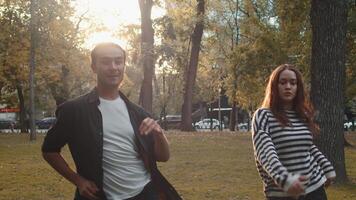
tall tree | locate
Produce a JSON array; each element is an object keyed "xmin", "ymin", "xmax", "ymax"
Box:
[
  {"xmin": 310, "ymin": 0, "xmax": 348, "ymax": 183},
  {"xmin": 29, "ymin": 0, "xmax": 38, "ymax": 140},
  {"xmin": 138, "ymin": 0, "xmax": 155, "ymax": 113},
  {"xmin": 152, "ymin": 2, "xmax": 196, "ymax": 116},
  {"xmin": 1, "ymin": 0, "xmax": 93, "ymax": 128},
  {"xmin": 0, "ymin": 0, "xmax": 30, "ymax": 133},
  {"xmin": 35, "ymin": 0, "xmax": 91, "ymax": 106},
  {"xmin": 209, "ymin": 0, "xmax": 240, "ymax": 131},
  {"xmin": 345, "ymin": 1, "xmax": 356, "ymax": 125},
  {"xmin": 230, "ymin": 0, "xmax": 312, "ymax": 125},
  {"xmin": 181, "ymin": 0, "xmax": 205, "ymax": 131},
  {"xmin": 231, "ymin": 0, "xmax": 286, "ymax": 117}
]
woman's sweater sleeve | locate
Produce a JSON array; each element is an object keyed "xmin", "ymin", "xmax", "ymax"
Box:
[
  {"xmin": 310, "ymin": 144, "xmax": 336, "ymax": 179},
  {"xmin": 252, "ymin": 109, "xmax": 299, "ymax": 192}
]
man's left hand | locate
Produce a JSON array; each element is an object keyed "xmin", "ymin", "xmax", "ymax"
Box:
[
  {"xmin": 139, "ymin": 117, "xmax": 163, "ymax": 136},
  {"xmin": 139, "ymin": 117, "xmax": 170, "ymax": 161}
]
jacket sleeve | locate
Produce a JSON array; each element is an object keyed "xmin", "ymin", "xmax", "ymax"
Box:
[
  {"xmin": 252, "ymin": 109, "xmax": 299, "ymax": 192},
  {"xmin": 130, "ymin": 104, "xmax": 155, "ymax": 153},
  {"xmin": 310, "ymin": 144, "xmax": 336, "ymax": 179},
  {"xmin": 136, "ymin": 105, "xmax": 153, "ymax": 122},
  {"xmin": 41, "ymin": 103, "xmax": 73, "ymax": 153}
]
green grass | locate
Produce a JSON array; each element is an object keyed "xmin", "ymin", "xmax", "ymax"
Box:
[{"xmin": 0, "ymin": 132, "xmax": 355, "ymax": 200}]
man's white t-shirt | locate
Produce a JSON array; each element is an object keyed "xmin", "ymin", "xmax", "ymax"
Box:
[{"xmin": 98, "ymin": 96, "xmax": 151, "ymax": 200}]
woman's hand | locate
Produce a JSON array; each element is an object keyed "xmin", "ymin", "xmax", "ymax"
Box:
[
  {"xmin": 287, "ymin": 176, "xmax": 307, "ymax": 197},
  {"xmin": 324, "ymin": 177, "xmax": 335, "ymax": 188}
]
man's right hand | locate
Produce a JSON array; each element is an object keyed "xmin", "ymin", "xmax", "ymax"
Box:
[
  {"xmin": 76, "ymin": 176, "xmax": 100, "ymax": 200},
  {"xmin": 42, "ymin": 152, "xmax": 101, "ymax": 200},
  {"xmin": 287, "ymin": 176, "xmax": 307, "ymax": 197}
]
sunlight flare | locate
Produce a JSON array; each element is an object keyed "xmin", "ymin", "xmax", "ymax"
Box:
[{"xmin": 73, "ymin": 0, "xmax": 165, "ymax": 49}]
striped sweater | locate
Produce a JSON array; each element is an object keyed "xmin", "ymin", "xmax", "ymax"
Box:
[{"xmin": 252, "ymin": 108, "xmax": 336, "ymax": 197}]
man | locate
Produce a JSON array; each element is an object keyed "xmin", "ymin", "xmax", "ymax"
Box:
[{"xmin": 42, "ymin": 42, "xmax": 181, "ymax": 200}]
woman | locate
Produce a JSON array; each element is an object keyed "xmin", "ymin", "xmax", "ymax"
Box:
[{"xmin": 251, "ymin": 64, "xmax": 336, "ymax": 200}]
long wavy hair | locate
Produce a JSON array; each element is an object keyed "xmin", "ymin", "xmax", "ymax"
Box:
[{"xmin": 261, "ymin": 64, "xmax": 319, "ymax": 136}]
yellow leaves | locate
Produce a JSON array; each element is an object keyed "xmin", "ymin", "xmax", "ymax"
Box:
[
  {"xmin": 165, "ymin": 0, "xmax": 195, "ymax": 35},
  {"xmin": 0, "ymin": 0, "xmax": 95, "ymax": 109}
]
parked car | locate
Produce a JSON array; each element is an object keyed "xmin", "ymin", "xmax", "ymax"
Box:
[
  {"xmin": 0, "ymin": 119, "xmax": 17, "ymax": 130},
  {"xmin": 237, "ymin": 123, "xmax": 249, "ymax": 132},
  {"xmin": 344, "ymin": 121, "xmax": 355, "ymax": 131},
  {"xmin": 159, "ymin": 115, "xmax": 182, "ymax": 129},
  {"xmin": 36, "ymin": 117, "xmax": 56, "ymax": 129},
  {"xmin": 194, "ymin": 118, "xmax": 224, "ymax": 130}
]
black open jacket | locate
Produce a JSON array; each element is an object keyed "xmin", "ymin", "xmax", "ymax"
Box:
[{"xmin": 42, "ymin": 89, "xmax": 181, "ymax": 200}]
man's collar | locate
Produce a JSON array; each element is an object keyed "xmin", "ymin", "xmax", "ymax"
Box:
[
  {"xmin": 88, "ymin": 88, "xmax": 99, "ymax": 104},
  {"xmin": 87, "ymin": 87, "xmax": 130, "ymax": 105}
]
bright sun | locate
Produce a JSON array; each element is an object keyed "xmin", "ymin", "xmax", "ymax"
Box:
[{"xmin": 73, "ymin": 0, "xmax": 164, "ymax": 50}]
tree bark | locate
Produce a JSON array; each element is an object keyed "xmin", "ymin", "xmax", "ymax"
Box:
[
  {"xmin": 29, "ymin": 0, "xmax": 38, "ymax": 141},
  {"xmin": 228, "ymin": 1, "xmax": 239, "ymax": 131},
  {"xmin": 181, "ymin": 0, "xmax": 205, "ymax": 131},
  {"xmin": 310, "ymin": 0, "xmax": 348, "ymax": 183},
  {"xmin": 16, "ymin": 84, "xmax": 28, "ymax": 133},
  {"xmin": 48, "ymin": 65, "xmax": 70, "ymax": 106},
  {"xmin": 138, "ymin": 0, "xmax": 154, "ymax": 113},
  {"xmin": 229, "ymin": 101, "xmax": 237, "ymax": 131}
]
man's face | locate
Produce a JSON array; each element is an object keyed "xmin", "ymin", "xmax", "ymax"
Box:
[{"xmin": 91, "ymin": 46, "xmax": 125, "ymax": 89}]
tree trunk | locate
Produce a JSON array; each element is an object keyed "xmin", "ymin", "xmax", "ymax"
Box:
[
  {"xmin": 161, "ymin": 71, "xmax": 167, "ymax": 130},
  {"xmin": 16, "ymin": 84, "xmax": 28, "ymax": 133},
  {"xmin": 229, "ymin": 1, "xmax": 239, "ymax": 132},
  {"xmin": 229, "ymin": 101, "xmax": 237, "ymax": 131},
  {"xmin": 49, "ymin": 65, "xmax": 70, "ymax": 106},
  {"xmin": 310, "ymin": 0, "xmax": 348, "ymax": 183},
  {"xmin": 181, "ymin": 0, "xmax": 205, "ymax": 131},
  {"xmin": 29, "ymin": 0, "xmax": 38, "ymax": 141},
  {"xmin": 138, "ymin": 0, "xmax": 154, "ymax": 113}
]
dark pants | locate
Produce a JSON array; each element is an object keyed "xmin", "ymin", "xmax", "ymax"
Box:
[
  {"xmin": 267, "ymin": 186, "xmax": 327, "ymax": 200},
  {"xmin": 125, "ymin": 182, "xmax": 159, "ymax": 200}
]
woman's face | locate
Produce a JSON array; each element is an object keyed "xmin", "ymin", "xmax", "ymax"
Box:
[{"xmin": 278, "ymin": 69, "xmax": 297, "ymax": 108}]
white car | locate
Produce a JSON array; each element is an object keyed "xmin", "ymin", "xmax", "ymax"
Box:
[
  {"xmin": 194, "ymin": 118, "xmax": 224, "ymax": 130},
  {"xmin": 344, "ymin": 121, "xmax": 355, "ymax": 131},
  {"xmin": 238, "ymin": 123, "xmax": 249, "ymax": 132}
]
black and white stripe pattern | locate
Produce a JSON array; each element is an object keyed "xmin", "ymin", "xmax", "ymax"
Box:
[{"xmin": 252, "ymin": 108, "xmax": 336, "ymax": 197}]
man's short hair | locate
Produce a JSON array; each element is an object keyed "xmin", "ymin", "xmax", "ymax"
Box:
[{"xmin": 90, "ymin": 42, "xmax": 126, "ymax": 66}]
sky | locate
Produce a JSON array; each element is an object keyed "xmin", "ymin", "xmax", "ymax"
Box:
[{"xmin": 72, "ymin": 0, "xmax": 165, "ymax": 49}]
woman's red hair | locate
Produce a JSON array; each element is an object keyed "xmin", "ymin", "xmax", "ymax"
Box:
[{"xmin": 261, "ymin": 64, "xmax": 319, "ymax": 137}]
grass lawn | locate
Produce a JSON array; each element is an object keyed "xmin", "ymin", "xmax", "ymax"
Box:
[{"xmin": 0, "ymin": 131, "xmax": 355, "ymax": 200}]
